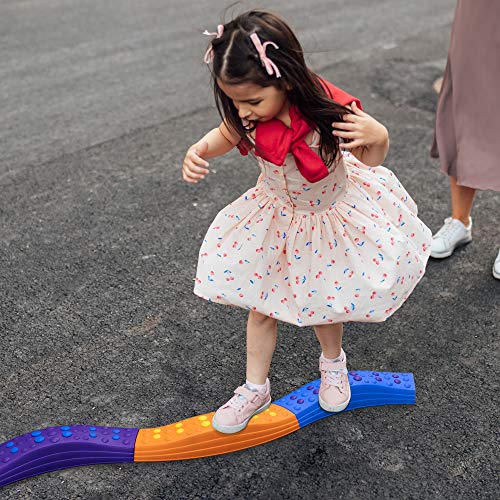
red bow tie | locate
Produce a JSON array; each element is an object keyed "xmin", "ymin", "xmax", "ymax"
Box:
[
  {"xmin": 254, "ymin": 105, "xmax": 327, "ymax": 182},
  {"xmin": 237, "ymin": 78, "xmax": 361, "ymax": 183}
]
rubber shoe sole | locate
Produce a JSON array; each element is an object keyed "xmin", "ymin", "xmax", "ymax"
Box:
[
  {"xmin": 318, "ymin": 384, "xmax": 351, "ymax": 413},
  {"xmin": 493, "ymin": 266, "xmax": 500, "ymax": 280},
  {"xmin": 211, "ymin": 398, "xmax": 272, "ymax": 434},
  {"xmin": 430, "ymin": 235, "xmax": 472, "ymax": 259}
]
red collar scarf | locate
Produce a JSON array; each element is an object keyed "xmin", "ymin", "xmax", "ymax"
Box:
[{"xmin": 236, "ymin": 78, "xmax": 362, "ymax": 183}]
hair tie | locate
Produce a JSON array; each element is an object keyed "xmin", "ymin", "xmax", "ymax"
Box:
[
  {"xmin": 250, "ymin": 33, "xmax": 281, "ymax": 78},
  {"xmin": 203, "ymin": 24, "xmax": 224, "ymax": 63}
]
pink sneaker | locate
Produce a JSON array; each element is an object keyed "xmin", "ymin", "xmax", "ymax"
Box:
[
  {"xmin": 212, "ymin": 380, "xmax": 272, "ymax": 434},
  {"xmin": 318, "ymin": 350, "xmax": 351, "ymax": 412}
]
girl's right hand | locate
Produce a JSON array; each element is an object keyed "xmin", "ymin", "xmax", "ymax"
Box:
[{"xmin": 182, "ymin": 141, "xmax": 210, "ymax": 183}]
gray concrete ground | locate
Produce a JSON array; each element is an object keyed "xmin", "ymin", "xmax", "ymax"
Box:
[{"xmin": 1, "ymin": 0, "xmax": 499, "ymax": 498}]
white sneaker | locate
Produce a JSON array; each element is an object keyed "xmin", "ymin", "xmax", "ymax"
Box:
[
  {"xmin": 430, "ymin": 217, "xmax": 472, "ymax": 259},
  {"xmin": 493, "ymin": 250, "xmax": 500, "ymax": 280}
]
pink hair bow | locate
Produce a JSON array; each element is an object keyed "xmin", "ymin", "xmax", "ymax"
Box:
[
  {"xmin": 250, "ymin": 33, "xmax": 281, "ymax": 78},
  {"xmin": 203, "ymin": 24, "xmax": 224, "ymax": 63}
]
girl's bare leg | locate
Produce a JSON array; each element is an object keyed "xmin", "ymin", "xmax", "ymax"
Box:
[
  {"xmin": 450, "ymin": 175, "xmax": 475, "ymax": 225},
  {"xmin": 313, "ymin": 323, "xmax": 343, "ymax": 358},
  {"xmin": 246, "ymin": 310, "xmax": 278, "ymax": 385}
]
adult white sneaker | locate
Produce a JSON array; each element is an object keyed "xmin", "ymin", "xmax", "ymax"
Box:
[
  {"xmin": 493, "ymin": 250, "xmax": 500, "ymax": 280},
  {"xmin": 430, "ymin": 217, "xmax": 472, "ymax": 259}
]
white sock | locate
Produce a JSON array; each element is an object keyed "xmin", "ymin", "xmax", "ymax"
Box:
[
  {"xmin": 245, "ymin": 379, "xmax": 269, "ymax": 393},
  {"xmin": 321, "ymin": 351, "xmax": 344, "ymax": 363}
]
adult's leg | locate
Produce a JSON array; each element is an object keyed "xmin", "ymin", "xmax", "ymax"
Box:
[{"xmin": 450, "ymin": 175, "xmax": 476, "ymax": 225}]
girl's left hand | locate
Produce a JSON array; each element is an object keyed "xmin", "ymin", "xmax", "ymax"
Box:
[{"xmin": 332, "ymin": 101, "xmax": 388, "ymax": 150}]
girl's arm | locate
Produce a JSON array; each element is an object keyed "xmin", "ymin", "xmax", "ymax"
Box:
[
  {"xmin": 332, "ymin": 102, "xmax": 389, "ymax": 167},
  {"xmin": 193, "ymin": 121, "xmax": 241, "ymax": 159},
  {"xmin": 182, "ymin": 121, "xmax": 241, "ymax": 183}
]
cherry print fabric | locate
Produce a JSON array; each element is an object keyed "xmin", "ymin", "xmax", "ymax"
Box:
[{"xmin": 194, "ymin": 137, "xmax": 432, "ymax": 327}]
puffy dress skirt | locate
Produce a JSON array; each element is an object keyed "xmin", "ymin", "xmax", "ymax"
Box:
[{"xmin": 194, "ymin": 138, "xmax": 432, "ymax": 327}]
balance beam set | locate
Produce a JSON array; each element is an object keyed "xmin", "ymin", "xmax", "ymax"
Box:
[{"xmin": 0, "ymin": 370, "xmax": 415, "ymax": 488}]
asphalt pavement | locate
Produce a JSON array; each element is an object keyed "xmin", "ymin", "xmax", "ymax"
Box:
[{"xmin": 0, "ymin": 1, "xmax": 498, "ymax": 499}]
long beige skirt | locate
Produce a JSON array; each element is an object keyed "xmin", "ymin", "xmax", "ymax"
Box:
[{"xmin": 431, "ymin": 0, "xmax": 500, "ymax": 192}]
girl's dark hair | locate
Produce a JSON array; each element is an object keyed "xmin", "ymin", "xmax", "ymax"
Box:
[{"xmin": 206, "ymin": 9, "xmax": 352, "ymax": 167}]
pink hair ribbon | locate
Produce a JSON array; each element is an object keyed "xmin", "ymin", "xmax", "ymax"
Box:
[
  {"xmin": 203, "ymin": 24, "xmax": 224, "ymax": 63},
  {"xmin": 249, "ymin": 33, "xmax": 281, "ymax": 78}
]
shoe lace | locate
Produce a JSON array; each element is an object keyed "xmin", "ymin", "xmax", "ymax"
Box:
[
  {"xmin": 433, "ymin": 217, "xmax": 462, "ymax": 244},
  {"xmin": 324, "ymin": 368, "xmax": 348, "ymax": 387}
]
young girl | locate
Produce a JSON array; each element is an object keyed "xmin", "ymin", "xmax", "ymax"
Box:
[{"xmin": 182, "ymin": 10, "xmax": 432, "ymax": 434}]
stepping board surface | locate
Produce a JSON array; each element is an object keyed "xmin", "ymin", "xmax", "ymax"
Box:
[
  {"xmin": 0, "ymin": 370, "xmax": 415, "ymax": 488},
  {"xmin": 0, "ymin": 425, "xmax": 138, "ymax": 488},
  {"xmin": 275, "ymin": 371, "xmax": 415, "ymax": 427}
]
